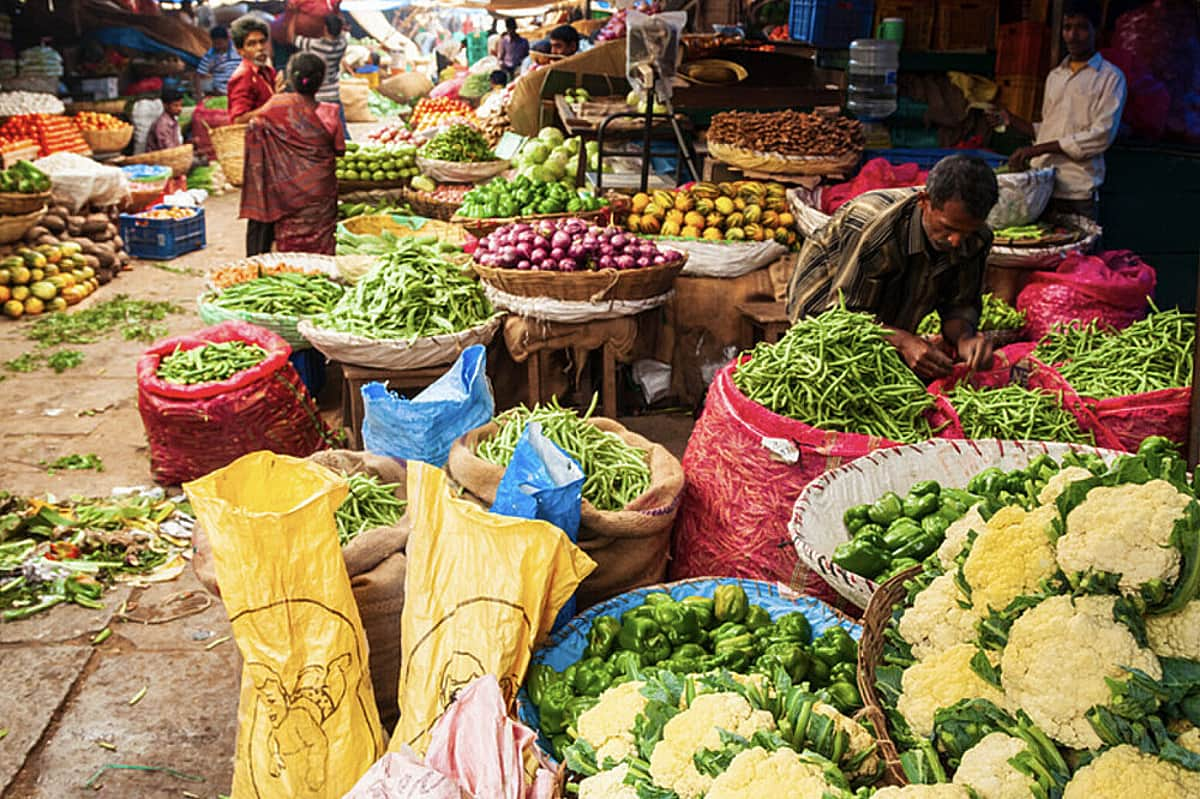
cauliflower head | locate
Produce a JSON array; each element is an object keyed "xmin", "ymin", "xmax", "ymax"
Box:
[
  {"xmin": 704, "ymin": 747, "xmax": 839, "ymax": 799},
  {"xmin": 1037, "ymin": 466, "xmax": 1095, "ymax": 506},
  {"xmin": 1057, "ymin": 479, "xmax": 1193, "ymax": 592},
  {"xmin": 962, "ymin": 505, "xmax": 1058, "ymax": 614},
  {"xmin": 897, "ymin": 643, "xmax": 1005, "ymax": 737},
  {"xmin": 647, "ymin": 692, "xmax": 775, "ymax": 799},
  {"xmin": 578, "ymin": 762, "xmax": 639, "ymax": 799},
  {"xmin": 1146, "ymin": 599, "xmax": 1200, "ymax": 660},
  {"xmin": 576, "ymin": 680, "xmax": 648, "ymax": 765},
  {"xmin": 1062, "ymin": 744, "xmax": 1200, "ymax": 799},
  {"xmin": 811, "ymin": 700, "xmax": 880, "ymax": 780},
  {"xmin": 1000, "ymin": 594, "xmax": 1161, "ymax": 750},
  {"xmin": 899, "ymin": 572, "xmax": 978, "ymax": 660},
  {"xmin": 951, "ymin": 732, "xmax": 1036, "ymax": 799},
  {"xmin": 938, "ymin": 505, "xmax": 986, "ymax": 568},
  {"xmin": 1178, "ymin": 725, "xmax": 1200, "ymax": 754},
  {"xmin": 871, "ymin": 786, "xmax": 973, "ymax": 799}
]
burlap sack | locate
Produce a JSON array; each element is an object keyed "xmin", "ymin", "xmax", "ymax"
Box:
[
  {"xmin": 379, "ymin": 72, "xmax": 434, "ymax": 104},
  {"xmin": 341, "ymin": 76, "xmax": 376, "ymax": 123},
  {"xmin": 446, "ymin": 417, "xmax": 683, "ymax": 607},
  {"xmin": 191, "ymin": 449, "xmax": 408, "ymax": 722}
]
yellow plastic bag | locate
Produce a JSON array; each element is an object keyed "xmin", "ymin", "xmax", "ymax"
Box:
[
  {"xmin": 393, "ymin": 462, "xmax": 596, "ymax": 753},
  {"xmin": 185, "ymin": 452, "xmax": 385, "ymax": 799}
]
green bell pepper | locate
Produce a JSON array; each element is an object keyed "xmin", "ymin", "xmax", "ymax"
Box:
[
  {"xmin": 902, "ymin": 492, "xmax": 940, "ymax": 519},
  {"xmin": 565, "ymin": 695, "xmax": 599, "ymax": 728},
  {"xmin": 570, "ymin": 656, "xmax": 614, "ymax": 697},
  {"xmin": 652, "ymin": 601, "xmax": 703, "ymax": 646},
  {"xmin": 643, "ymin": 592, "xmax": 674, "ymax": 606},
  {"xmin": 832, "ymin": 534, "xmax": 890, "ymax": 578},
  {"xmin": 610, "ymin": 649, "xmax": 644, "ymax": 676},
  {"xmin": 661, "ymin": 642, "xmax": 710, "ymax": 673},
  {"xmin": 681, "ymin": 596, "xmax": 715, "ymax": 630},
  {"xmin": 714, "ymin": 584, "xmax": 749, "ymax": 624},
  {"xmin": 843, "ymin": 504, "xmax": 872, "ymax": 534},
  {"xmin": 882, "ymin": 518, "xmax": 924, "ymax": 551},
  {"xmin": 878, "ymin": 557, "xmax": 920, "ymax": 583},
  {"xmin": 830, "ymin": 661, "xmax": 856, "ymax": 684},
  {"xmin": 621, "ymin": 605, "xmax": 656, "ymax": 625},
  {"xmin": 583, "ymin": 615, "xmax": 621, "ymax": 660},
  {"xmin": 811, "ymin": 627, "xmax": 857, "ymax": 671},
  {"xmin": 710, "ymin": 621, "xmax": 750, "ymax": 644},
  {"xmin": 893, "ymin": 530, "xmax": 941, "ymax": 561},
  {"xmin": 744, "ymin": 604, "xmax": 771, "ymax": 632},
  {"xmin": 825, "ymin": 679, "xmax": 862, "ymax": 714},
  {"xmin": 921, "ymin": 514, "xmax": 950, "ymax": 539},
  {"xmin": 754, "ymin": 641, "xmax": 810, "ymax": 683},
  {"xmin": 617, "ymin": 616, "xmax": 671, "ymax": 664},
  {"xmin": 712, "ymin": 648, "xmax": 753, "ymax": 671},
  {"xmin": 770, "ymin": 612, "xmax": 813, "ymax": 645},
  {"xmin": 968, "ymin": 467, "xmax": 1005, "ymax": 497},
  {"xmin": 852, "ymin": 523, "xmax": 886, "ymax": 542},
  {"xmin": 909, "ymin": 479, "xmax": 941, "ymax": 497},
  {"xmin": 868, "ymin": 492, "xmax": 904, "ymax": 526},
  {"xmin": 526, "ymin": 663, "xmax": 560, "ymax": 706},
  {"xmin": 808, "ymin": 658, "xmax": 831, "ymax": 686},
  {"xmin": 537, "ymin": 680, "xmax": 575, "ymax": 735}
]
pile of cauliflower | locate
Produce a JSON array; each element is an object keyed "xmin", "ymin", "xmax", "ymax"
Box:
[{"xmin": 880, "ymin": 439, "xmax": 1200, "ymax": 798}]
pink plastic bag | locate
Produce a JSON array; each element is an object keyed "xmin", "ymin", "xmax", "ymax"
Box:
[
  {"xmin": 1016, "ymin": 250, "xmax": 1156, "ymax": 341},
  {"xmin": 429, "ymin": 77, "xmax": 466, "ymax": 101},
  {"xmin": 821, "ymin": 158, "xmax": 928, "ymax": 215}
]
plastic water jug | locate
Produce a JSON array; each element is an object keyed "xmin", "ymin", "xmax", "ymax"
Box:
[{"xmin": 847, "ymin": 38, "xmax": 899, "ymax": 121}]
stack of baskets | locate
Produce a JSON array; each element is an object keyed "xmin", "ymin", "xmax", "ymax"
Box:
[
  {"xmin": 210, "ymin": 123, "xmax": 246, "ymax": 187},
  {"xmin": 79, "ymin": 124, "xmax": 134, "ymax": 155},
  {"xmin": 0, "ymin": 194, "xmax": 47, "ymax": 243}
]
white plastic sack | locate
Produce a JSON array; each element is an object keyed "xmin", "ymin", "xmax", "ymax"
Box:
[
  {"xmin": 483, "ymin": 284, "xmax": 673, "ymax": 323},
  {"xmin": 650, "ymin": 238, "xmax": 787, "ymax": 278},
  {"xmin": 988, "ymin": 167, "xmax": 1056, "ymax": 230},
  {"xmin": 33, "ymin": 152, "xmax": 129, "ymax": 213},
  {"xmin": 131, "ymin": 98, "xmax": 163, "ymax": 155},
  {"xmin": 788, "ymin": 439, "xmax": 1123, "ymax": 609},
  {"xmin": 416, "ymin": 156, "xmax": 509, "ymax": 184},
  {"xmin": 987, "ymin": 213, "xmax": 1101, "ymax": 269},
  {"xmin": 786, "ymin": 187, "xmax": 831, "ymax": 238},
  {"xmin": 297, "ymin": 314, "xmax": 503, "ymax": 370}
]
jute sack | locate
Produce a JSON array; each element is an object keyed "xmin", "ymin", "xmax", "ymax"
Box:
[
  {"xmin": 192, "ymin": 449, "xmax": 408, "ymax": 725},
  {"xmin": 446, "ymin": 417, "xmax": 683, "ymax": 608},
  {"xmin": 379, "ymin": 72, "xmax": 434, "ymax": 104},
  {"xmin": 341, "ymin": 76, "xmax": 376, "ymax": 123}
]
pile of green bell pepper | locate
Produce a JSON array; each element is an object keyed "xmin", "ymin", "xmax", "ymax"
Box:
[
  {"xmin": 525, "ymin": 584, "xmax": 864, "ymax": 752},
  {"xmin": 834, "ymin": 480, "xmax": 977, "ymax": 582}
]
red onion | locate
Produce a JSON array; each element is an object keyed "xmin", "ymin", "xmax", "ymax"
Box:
[
  {"xmin": 517, "ymin": 259, "xmax": 531, "ymax": 270},
  {"xmin": 530, "ymin": 247, "xmax": 548, "ymax": 262},
  {"xmin": 615, "ymin": 254, "xmax": 635, "ymax": 270}
]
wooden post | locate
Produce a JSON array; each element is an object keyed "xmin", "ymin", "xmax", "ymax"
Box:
[{"xmin": 1187, "ymin": 253, "xmax": 1200, "ymax": 468}]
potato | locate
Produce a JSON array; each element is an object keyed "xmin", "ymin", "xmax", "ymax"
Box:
[
  {"xmin": 94, "ymin": 249, "xmax": 116, "ymax": 269},
  {"xmin": 41, "ymin": 213, "xmax": 66, "ymax": 233},
  {"xmin": 82, "ymin": 254, "xmax": 100, "ymax": 270},
  {"xmin": 23, "ymin": 225, "xmax": 49, "ymax": 243}
]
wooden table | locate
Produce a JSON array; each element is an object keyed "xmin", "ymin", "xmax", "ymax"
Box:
[
  {"xmin": 737, "ymin": 300, "xmax": 790, "ymax": 345},
  {"xmin": 524, "ymin": 340, "xmax": 619, "ymax": 419},
  {"xmin": 339, "ymin": 362, "xmax": 449, "ymax": 450}
]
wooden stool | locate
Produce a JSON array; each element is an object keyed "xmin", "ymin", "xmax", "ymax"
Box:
[
  {"xmin": 339, "ymin": 362, "xmax": 448, "ymax": 449},
  {"xmin": 524, "ymin": 342, "xmax": 619, "ymax": 419},
  {"xmin": 737, "ymin": 301, "xmax": 790, "ymax": 345}
]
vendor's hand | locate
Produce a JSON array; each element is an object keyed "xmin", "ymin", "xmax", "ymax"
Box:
[
  {"xmin": 274, "ymin": 71, "xmax": 286, "ymax": 92},
  {"xmin": 893, "ymin": 331, "xmax": 955, "ymax": 380},
  {"xmin": 985, "ymin": 108, "xmax": 1010, "ymax": 129},
  {"xmin": 1008, "ymin": 146, "xmax": 1037, "ymax": 171},
  {"xmin": 957, "ymin": 333, "xmax": 994, "ymax": 373}
]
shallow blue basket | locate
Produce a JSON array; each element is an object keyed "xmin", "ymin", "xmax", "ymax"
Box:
[{"xmin": 517, "ymin": 576, "xmax": 862, "ymax": 753}]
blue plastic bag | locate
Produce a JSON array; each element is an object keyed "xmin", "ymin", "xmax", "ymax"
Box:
[
  {"xmin": 361, "ymin": 344, "xmax": 493, "ymax": 467},
  {"xmin": 490, "ymin": 422, "xmax": 585, "ymax": 631}
]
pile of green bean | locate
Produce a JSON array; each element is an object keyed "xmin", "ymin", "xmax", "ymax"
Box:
[
  {"xmin": 209, "ymin": 273, "xmax": 345, "ymax": 316},
  {"xmin": 946, "ymin": 384, "xmax": 1094, "ymax": 443},
  {"xmin": 916, "ymin": 292, "xmax": 1026, "ymax": 336},
  {"xmin": 316, "ymin": 239, "xmax": 492, "ymax": 339},
  {"xmin": 476, "ymin": 395, "xmax": 651, "ymax": 511},
  {"xmin": 334, "ymin": 473, "xmax": 407, "ymax": 546},
  {"xmin": 1035, "ymin": 309, "xmax": 1194, "ymax": 398},
  {"xmin": 156, "ymin": 341, "xmax": 268, "ymax": 385},
  {"xmin": 732, "ymin": 306, "xmax": 935, "ymax": 443}
]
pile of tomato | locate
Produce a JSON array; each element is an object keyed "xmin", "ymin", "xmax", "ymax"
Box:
[
  {"xmin": 0, "ymin": 115, "xmax": 91, "ymax": 157},
  {"xmin": 409, "ymin": 97, "xmax": 476, "ymax": 132}
]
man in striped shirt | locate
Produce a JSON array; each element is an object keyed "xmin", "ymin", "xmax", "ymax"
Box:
[
  {"xmin": 296, "ymin": 13, "xmax": 350, "ymax": 138},
  {"xmin": 786, "ymin": 154, "xmax": 999, "ymax": 379},
  {"xmin": 194, "ymin": 26, "xmax": 239, "ymax": 97}
]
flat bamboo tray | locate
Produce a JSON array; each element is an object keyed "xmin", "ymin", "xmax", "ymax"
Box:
[
  {"xmin": 450, "ymin": 206, "xmax": 609, "ymax": 238},
  {"xmin": 708, "ymin": 140, "xmax": 861, "ymax": 176},
  {"xmin": 471, "ymin": 251, "xmax": 686, "ymax": 303}
]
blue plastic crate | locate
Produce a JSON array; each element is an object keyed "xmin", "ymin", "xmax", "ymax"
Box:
[
  {"xmin": 863, "ymin": 147, "xmax": 1008, "ymax": 170},
  {"xmin": 289, "ymin": 348, "xmax": 327, "ymax": 399},
  {"xmin": 789, "ymin": 0, "xmax": 875, "ymax": 48},
  {"xmin": 118, "ymin": 204, "xmax": 206, "ymax": 260}
]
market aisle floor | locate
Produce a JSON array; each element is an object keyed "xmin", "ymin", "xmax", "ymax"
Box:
[{"xmin": 0, "ymin": 190, "xmax": 695, "ymax": 797}]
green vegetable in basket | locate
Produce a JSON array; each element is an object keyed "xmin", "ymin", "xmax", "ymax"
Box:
[
  {"xmin": 156, "ymin": 340, "xmax": 268, "ymax": 385},
  {"xmin": 457, "ymin": 174, "xmax": 605, "ymax": 219},
  {"xmin": 832, "ymin": 533, "xmax": 889, "ymax": 578},
  {"xmin": 583, "ymin": 615, "xmax": 621, "ymax": 660},
  {"xmin": 332, "ymin": 472, "xmax": 406, "ymax": 546},
  {"xmin": 945, "ymin": 383, "xmax": 1094, "ymax": 444},
  {"xmin": 617, "ymin": 615, "xmax": 671, "ymax": 664},
  {"xmin": 713, "ymin": 583, "xmax": 749, "ymax": 624},
  {"xmin": 209, "ymin": 272, "xmax": 345, "ymax": 317},
  {"xmin": 419, "ymin": 124, "xmax": 495, "ymax": 163},
  {"xmin": 525, "ymin": 663, "xmax": 560, "ymax": 707}
]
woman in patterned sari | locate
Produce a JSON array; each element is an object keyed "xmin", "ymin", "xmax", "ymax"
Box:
[{"xmin": 240, "ymin": 52, "xmax": 344, "ymax": 255}]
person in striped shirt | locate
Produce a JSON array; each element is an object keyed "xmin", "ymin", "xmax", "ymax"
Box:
[
  {"xmin": 194, "ymin": 26, "xmax": 240, "ymax": 97},
  {"xmin": 786, "ymin": 154, "xmax": 999, "ymax": 379},
  {"xmin": 296, "ymin": 13, "xmax": 350, "ymax": 140}
]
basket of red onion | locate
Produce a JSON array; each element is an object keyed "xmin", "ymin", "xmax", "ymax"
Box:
[{"xmin": 471, "ymin": 218, "xmax": 687, "ymax": 302}]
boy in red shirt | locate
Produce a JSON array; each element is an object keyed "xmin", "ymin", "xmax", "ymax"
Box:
[{"xmin": 227, "ymin": 15, "xmax": 277, "ymax": 124}]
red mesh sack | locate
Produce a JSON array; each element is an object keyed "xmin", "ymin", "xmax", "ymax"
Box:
[
  {"xmin": 1017, "ymin": 250, "xmax": 1156, "ymax": 341},
  {"xmin": 820, "ymin": 158, "xmax": 927, "ymax": 215},
  {"xmin": 137, "ymin": 321, "xmax": 336, "ymax": 484},
  {"xmin": 669, "ymin": 357, "xmax": 903, "ymax": 591},
  {"xmin": 1091, "ymin": 388, "xmax": 1191, "ymax": 452}
]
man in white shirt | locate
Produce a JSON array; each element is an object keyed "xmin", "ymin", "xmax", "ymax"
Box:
[{"xmin": 991, "ymin": 0, "xmax": 1126, "ymax": 219}]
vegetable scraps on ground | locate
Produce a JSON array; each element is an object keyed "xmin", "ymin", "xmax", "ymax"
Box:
[
  {"xmin": 206, "ymin": 272, "xmax": 344, "ymax": 317},
  {"xmin": 315, "ymin": 238, "xmax": 492, "ymax": 339},
  {"xmin": 874, "ymin": 437, "xmax": 1200, "ymax": 797},
  {"xmin": 732, "ymin": 305, "xmax": 935, "ymax": 443},
  {"xmin": 917, "ymin": 292, "xmax": 1026, "ymax": 337},
  {"xmin": 477, "ymin": 395, "xmax": 650, "ymax": 512},
  {"xmin": 333, "ymin": 473, "xmax": 406, "ymax": 547},
  {"xmin": 528, "ymin": 583, "xmax": 877, "ymax": 796},
  {"xmin": 475, "ymin": 218, "xmax": 682, "ymax": 272},
  {"xmin": 0, "ymin": 490, "xmax": 192, "ymax": 621},
  {"xmin": 156, "ymin": 341, "xmax": 268, "ymax": 385},
  {"xmin": 944, "ymin": 384, "xmax": 1095, "ymax": 444}
]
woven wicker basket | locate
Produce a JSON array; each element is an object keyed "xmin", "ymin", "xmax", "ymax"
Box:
[
  {"xmin": 0, "ymin": 205, "xmax": 46, "ymax": 244},
  {"xmin": 401, "ymin": 187, "xmax": 464, "ymax": 221},
  {"xmin": 471, "ymin": 251, "xmax": 686, "ymax": 303},
  {"xmin": 337, "ymin": 178, "xmax": 409, "ymax": 194},
  {"xmin": 80, "ymin": 125, "xmax": 133, "ymax": 154},
  {"xmin": 341, "ymin": 213, "xmax": 467, "ymax": 246},
  {"xmin": 856, "ymin": 566, "xmax": 921, "ymax": 787},
  {"xmin": 450, "ymin": 206, "xmax": 610, "ymax": 238},
  {"xmin": 69, "ymin": 99, "xmax": 128, "ymax": 116},
  {"xmin": 709, "ymin": 140, "xmax": 861, "ymax": 176},
  {"xmin": 210, "ymin": 124, "xmax": 246, "ymax": 186},
  {"xmin": 0, "ymin": 190, "xmax": 51, "ymax": 215},
  {"xmin": 122, "ymin": 143, "xmax": 193, "ymax": 178}
]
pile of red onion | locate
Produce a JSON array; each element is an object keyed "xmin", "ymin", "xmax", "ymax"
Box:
[{"xmin": 475, "ymin": 218, "xmax": 682, "ymax": 272}]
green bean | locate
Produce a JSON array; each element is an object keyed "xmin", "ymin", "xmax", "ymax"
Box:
[
  {"xmin": 156, "ymin": 341, "xmax": 268, "ymax": 385},
  {"xmin": 916, "ymin": 293, "xmax": 1026, "ymax": 337},
  {"xmin": 476, "ymin": 395, "xmax": 651, "ymax": 511},
  {"xmin": 334, "ymin": 473, "xmax": 406, "ymax": 546},
  {"xmin": 731, "ymin": 306, "xmax": 935, "ymax": 443},
  {"xmin": 209, "ymin": 273, "xmax": 345, "ymax": 317},
  {"xmin": 946, "ymin": 384, "xmax": 1094, "ymax": 444}
]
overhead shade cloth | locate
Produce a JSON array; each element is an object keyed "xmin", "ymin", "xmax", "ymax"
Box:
[{"xmin": 20, "ymin": 0, "xmax": 211, "ymax": 61}]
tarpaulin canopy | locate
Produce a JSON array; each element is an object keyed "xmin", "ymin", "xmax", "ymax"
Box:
[{"xmin": 19, "ymin": 0, "xmax": 211, "ymax": 60}]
